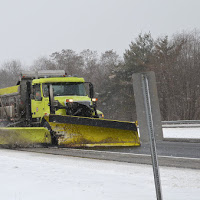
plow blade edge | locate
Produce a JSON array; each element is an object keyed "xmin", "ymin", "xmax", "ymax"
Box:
[
  {"xmin": 0, "ymin": 127, "xmax": 51, "ymax": 147},
  {"xmin": 47, "ymin": 115, "xmax": 140, "ymax": 147}
]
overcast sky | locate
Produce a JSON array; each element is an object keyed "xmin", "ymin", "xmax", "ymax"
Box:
[{"xmin": 0, "ymin": 0, "xmax": 200, "ymax": 67}]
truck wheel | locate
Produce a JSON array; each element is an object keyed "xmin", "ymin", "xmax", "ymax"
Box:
[{"xmin": 43, "ymin": 121, "xmax": 58, "ymax": 145}]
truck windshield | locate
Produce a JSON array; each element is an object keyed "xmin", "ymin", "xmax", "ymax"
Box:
[{"xmin": 43, "ymin": 83, "xmax": 87, "ymax": 97}]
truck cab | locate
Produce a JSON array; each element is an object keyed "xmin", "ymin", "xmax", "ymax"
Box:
[
  {"xmin": 0, "ymin": 70, "xmax": 103, "ymax": 126},
  {"xmin": 30, "ymin": 74, "xmax": 103, "ymax": 123}
]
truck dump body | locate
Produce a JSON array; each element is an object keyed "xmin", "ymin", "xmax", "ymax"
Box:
[
  {"xmin": 0, "ymin": 85, "xmax": 19, "ymax": 95},
  {"xmin": 0, "ymin": 85, "xmax": 20, "ymax": 121}
]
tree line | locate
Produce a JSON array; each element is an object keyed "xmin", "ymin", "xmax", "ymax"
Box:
[{"xmin": 1, "ymin": 29, "xmax": 200, "ymax": 121}]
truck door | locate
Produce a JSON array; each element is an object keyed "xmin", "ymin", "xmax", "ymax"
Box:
[{"xmin": 31, "ymin": 84, "xmax": 44, "ymax": 118}]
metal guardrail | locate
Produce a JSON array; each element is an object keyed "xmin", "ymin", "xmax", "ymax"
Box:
[
  {"xmin": 162, "ymin": 120, "xmax": 200, "ymax": 124},
  {"xmin": 162, "ymin": 120, "xmax": 200, "ymax": 128}
]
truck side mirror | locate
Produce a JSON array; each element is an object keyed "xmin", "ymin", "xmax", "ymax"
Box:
[
  {"xmin": 89, "ymin": 83, "xmax": 94, "ymax": 98},
  {"xmin": 48, "ymin": 84, "xmax": 55, "ymax": 114}
]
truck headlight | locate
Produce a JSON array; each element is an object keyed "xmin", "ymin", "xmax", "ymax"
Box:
[
  {"xmin": 92, "ymin": 98, "xmax": 98, "ymax": 102},
  {"xmin": 66, "ymin": 99, "xmax": 74, "ymax": 103},
  {"xmin": 98, "ymin": 114, "xmax": 104, "ymax": 118}
]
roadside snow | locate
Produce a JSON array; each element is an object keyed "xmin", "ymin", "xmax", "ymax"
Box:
[
  {"xmin": 163, "ymin": 127, "xmax": 200, "ymax": 139},
  {"xmin": 0, "ymin": 149, "xmax": 199, "ymax": 200},
  {"xmin": 138, "ymin": 127, "xmax": 200, "ymax": 139}
]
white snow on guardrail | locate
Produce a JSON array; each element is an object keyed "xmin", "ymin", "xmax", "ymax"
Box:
[
  {"xmin": 163, "ymin": 127, "xmax": 200, "ymax": 139},
  {"xmin": 137, "ymin": 126, "xmax": 200, "ymax": 139}
]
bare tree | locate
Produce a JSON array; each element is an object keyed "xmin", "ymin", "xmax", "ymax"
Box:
[
  {"xmin": 30, "ymin": 56, "xmax": 56, "ymax": 71},
  {"xmin": 0, "ymin": 60, "xmax": 23, "ymax": 88},
  {"xmin": 50, "ymin": 49, "xmax": 84, "ymax": 76}
]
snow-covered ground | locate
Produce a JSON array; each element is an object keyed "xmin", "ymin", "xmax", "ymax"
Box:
[{"xmin": 0, "ymin": 149, "xmax": 200, "ymax": 200}]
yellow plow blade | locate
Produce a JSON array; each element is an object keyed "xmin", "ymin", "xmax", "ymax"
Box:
[
  {"xmin": 0, "ymin": 127, "xmax": 51, "ymax": 147},
  {"xmin": 46, "ymin": 115, "xmax": 140, "ymax": 147}
]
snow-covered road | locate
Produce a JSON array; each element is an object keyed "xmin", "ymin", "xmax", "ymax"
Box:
[{"xmin": 0, "ymin": 149, "xmax": 200, "ymax": 200}]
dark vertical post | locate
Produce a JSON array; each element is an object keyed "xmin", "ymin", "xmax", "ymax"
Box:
[
  {"xmin": 142, "ymin": 74, "xmax": 163, "ymax": 200},
  {"xmin": 48, "ymin": 84, "xmax": 55, "ymax": 114},
  {"xmin": 26, "ymin": 81, "xmax": 32, "ymax": 125},
  {"xmin": 132, "ymin": 71, "xmax": 163, "ymax": 200}
]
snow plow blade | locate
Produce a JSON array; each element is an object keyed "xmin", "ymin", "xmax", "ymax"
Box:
[
  {"xmin": 46, "ymin": 115, "xmax": 140, "ymax": 147},
  {"xmin": 0, "ymin": 127, "xmax": 51, "ymax": 147}
]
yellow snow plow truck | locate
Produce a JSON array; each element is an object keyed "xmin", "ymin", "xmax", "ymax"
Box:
[{"xmin": 0, "ymin": 70, "xmax": 140, "ymax": 147}]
